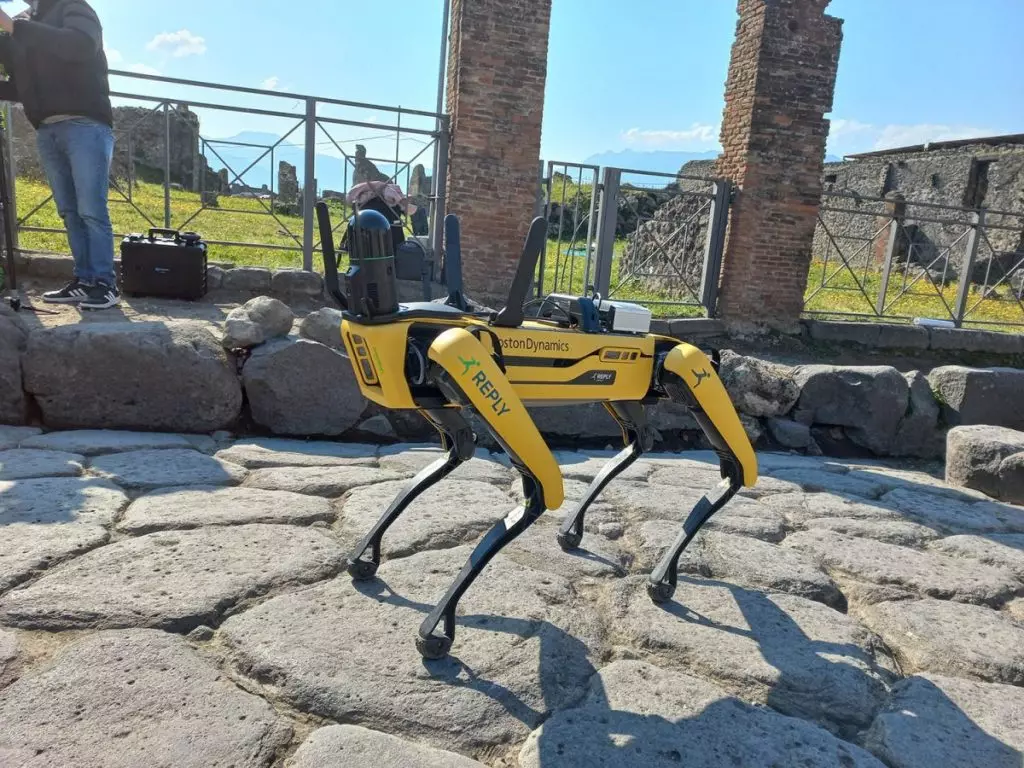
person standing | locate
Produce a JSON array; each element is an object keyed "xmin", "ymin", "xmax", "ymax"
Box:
[{"xmin": 0, "ymin": 0, "xmax": 119, "ymax": 309}]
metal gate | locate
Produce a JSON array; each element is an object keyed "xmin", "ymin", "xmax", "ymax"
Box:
[{"xmin": 538, "ymin": 162, "xmax": 731, "ymax": 317}]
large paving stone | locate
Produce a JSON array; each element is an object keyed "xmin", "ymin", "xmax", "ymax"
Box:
[
  {"xmin": 605, "ymin": 576, "xmax": 894, "ymax": 736},
  {"xmin": 878, "ymin": 487, "xmax": 1011, "ymax": 533},
  {"xmin": 22, "ymin": 321, "xmax": 243, "ymax": 432},
  {"xmin": 974, "ymin": 500, "xmax": 1024, "ymax": 533},
  {"xmin": 759, "ymin": 491, "xmax": 905, "ymax": 527},
  {"xmin": 336, "ymin": 479, "xmax": 517, "ymax": 559},
  {"xmin": 553, "ymin": 451, "xmax": 654, "ymax": 483},
  {"xmin": 520, "ymin": 660, "xmax": 886, "ymax": 768},
  {"xmin": 768, "ymin": 468, "xmax": 886, "ymax": 499},
  {"xmin": 241, "ymin": 337, "xmax": 366, "ymax": 436},
  {"xmin": 502, "ymin": 520, "xmax": 627, "ymax": 580},
  {"xmin": 946, "ymin": 425, "xmax": 1024, "ymax": 503},
  {"xmin": 680, "ymin": 531, "xmax": 844, "ymax": 608},
  {"xmin": 802, "ymin": 517, "xmax": 941, "ymax": 547},
  {"xmin": 792, "ymin": 365, "xmax": 909, "ymax": 454},
  {"xmin": 928, "ymin": 365, "xmax": 1024, "ymax": 430},
  {"xmin": 606, "ymin": 481, "xmax": 766, "ymax": 524},
  {"xmin": 222, "ymin": 546, "xmax": 603, "ymax": 755},
  {"xmin": 0, "ymin": 426, "xmax": 41, "ymax": 451},
  {"xmin": 0, "ymin": 524, "xmax": 345, "ymax": 632},
  {"xmin": 784, "ymin": 529, "xmax": 1021, "ymax": 606},
  {"xmin": 20, "ymin": 429, "xmax": 195, "ymax": 455},
  {"xmin": 0, "ymin": 449, "xmax": 83, "ymax": 480},
  {"xmin": 118, "ymin": 486, "xmax": 335, "ymax": 534},
  {"xmin": 858, "ymin": 599, "xmax": 1024, "ymax": 685},
  {"xmin": 1006, "ymin": 597, "xmax": 1024, "ymax": 622},
  {"xmin": 0, "ymin": 477, "xmax": 127, "ymax": 592},
  {"xmin": 378, "ymin": 445, "xmax": 513, "ymax": 485},
  {"xmin": 890, "ymin": 371, "xmax": 943, "ymax": 459},
  {"xmin": 0, "ymin": 628, "xmax": 17, "ymax": 688},
  {"xmin": 0, "ymin": 630, "xmax": 291, "ymax": 767},
  {"xmin": 245, "ymin": 464, "xmax": 402, "ymax": 497},
  {"xmin": 89, "ymin": 449, "xmax": 247, "ymax": 490},
  {"xmin": 647, "ymin": 463, "xmax": 800, "ymax": 498},
  {"xmin": 216, "ymin": 438, "xmax": 378, "ymax": 468},
  {"xmin": 864, "ymin": 673, "xmax": 1024, "ymax": 768},
  {"xmin": 927, "ymin": 534, "xmax": 1024, "ymax": 580},
  {"xmin": 290, "ymin": 725, "xmax": 486, "ymax": 768}
]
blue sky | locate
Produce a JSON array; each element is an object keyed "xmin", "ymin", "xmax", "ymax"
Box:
[{"xmin": 8, "ymin": 0, "xmax": 1022, "ymax": 168}]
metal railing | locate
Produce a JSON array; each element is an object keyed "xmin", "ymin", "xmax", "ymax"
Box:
[
  {"xmin": 538, "ymin": 163, "xmax": 731, "ymax": 316},
  {"xmin": 806, "ymin": 191, "xmax": 1024, "ymax": 329},
  {"xmin": 5, "ymin": 69, "xmax": 449, "ymax": 272}
]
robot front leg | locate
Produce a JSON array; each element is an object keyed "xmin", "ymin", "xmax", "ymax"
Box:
[
  {"xmin": 556, "ymin": 401, "xmax": 655, "ymax": 551},
  {"xmin": 415, "ymin": 327, "xmax": 564, "ymax": 659},
  {"xmin": 646, "ymin": 342, "xmax": 758, "ymax": 603},
  {"xmin": 346, "ymin": 408, "xmax": 475, "ymax": 580}
]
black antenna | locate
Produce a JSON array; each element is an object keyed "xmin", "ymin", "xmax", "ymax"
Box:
[
  {"xmin": 316, "ymin": 201, "xmax": 347, "ymax": 310},
  {"xmin": 492, "ymin": 217, "xmax": 547, "ymax": 328},
  {"xmin": 443, "ymin": 213, "xmax": 468, "ymax": 311}
]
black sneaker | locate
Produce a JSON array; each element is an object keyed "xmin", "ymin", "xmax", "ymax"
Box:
[
  {"xmin": 80, "ymin": 281, "xmax": 120, "ymax": 310},
  {"xmin": 42, "ymin": 279, "xmax": 91, "ymax": 304}
]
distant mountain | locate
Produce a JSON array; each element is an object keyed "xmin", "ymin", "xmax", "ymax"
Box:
[{"xmin": 203, "ymin": 131, "xmax": 433, "ymax": 195}]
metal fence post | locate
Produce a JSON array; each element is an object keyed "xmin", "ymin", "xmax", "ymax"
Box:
[
  {"xmin": 953, "ymin": 210, "xmax": 984, "ymax": 327},
  {"xmin": 583, "ymin": 168, "xmax": 599, "ymax": 294},
  {"xmin": 875, "ymin": 195, "xmax": 905, "ymax": 316},
  {"xmin": 593, "ymin": 167, "xmax": 620, "ymax": 298},
  {"xmin": 163, "ymin": 103, "xmax": 172, "ymax": 228},
  {"xmin": 302, "ymin": 98, "xmax": 317, "ymax": 272},
  {"xmin": 430, "ymin": 118, "xmax": 450, "ymax": 277},
  {"xmin": 4, "ymin": 103, "xmax": 19, "ymax": 250},
  {"xmin": 699, "ymin": 179, "xmax": 731, "ymax": 316}
]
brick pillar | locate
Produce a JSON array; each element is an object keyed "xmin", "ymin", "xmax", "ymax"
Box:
[
  {"xmin": 714, "ymin": 0, "xmax": 843, "ymax": 325},
  {"xmin": 445, "ymin": 0, "xmax": 551, "ymax": 303}
]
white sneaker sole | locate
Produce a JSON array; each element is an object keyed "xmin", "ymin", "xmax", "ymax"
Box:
[
  {"xmin": 42, "ymin": 294, "xmax": 86, "ymax": 304},
  {"xmin": 81, "ymin": 296, "xmax": 121, "ymax": 310}
]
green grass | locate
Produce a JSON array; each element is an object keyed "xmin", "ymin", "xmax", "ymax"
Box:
[
  {"xmin": 803, "ymin": 260, "xmax": 1024, "ymax": 330},
  {"xmin": 14, "ymin": 177, "xmax": 1021, "ymax": 328}
]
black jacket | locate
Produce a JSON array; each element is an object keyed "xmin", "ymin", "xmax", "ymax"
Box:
[{"xmin": 0, "ymin": 0, "xmax": 112, "ymax": 128}]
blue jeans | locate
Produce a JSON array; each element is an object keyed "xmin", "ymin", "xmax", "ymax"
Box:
[{"xmin": 36, "ymin": 118, "xmax": 116, "ymax": 286}]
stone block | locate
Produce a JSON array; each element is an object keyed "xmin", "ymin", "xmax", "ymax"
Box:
[
  {"xmin": 221, "ymin": 296, "xmax": 294, "ymax": 350},
  {"xmin": 271, "ymin": 269, "xmax": 324, "ymax": 298},
  {"xmin": 793, "ymin": 365, "xmax": 909, "ymax": 455},
  {"xmin": 805, "ymin": 320, "xmax": 881, "ymax": 346},
  {"xmin": 221, "ymin": 266, "xmax": 272, "ymax": 293},
  {"xmin": 298, "ymin": 307, "xmax": 344, "ymax": 349},
  {"xmin": 929, "ymin": 327, "xmax": 1024, "ymax": 355},
  {"xmin": 767, "ymin": 417, "xmax": 812, "ymax": 449},
  {"xmin": 928, "ymin": 366, "xmax": 1024, "ymax": 430},
  {"xmin": 891, "ymin": 371, "xmax": 943, "ymax": 458},
  {"xmin": 719, "ymin": 350, "xmax": 800, "ymax": 418},
  {"xmin": 946, "ymin": 425, "xmax": 1024, "ymax": 504},
  {"xmin": 22, "ymin": 321, "xmax": 242, "ymax": 432},
  {"xmin": 667, "ymin": 318, "xmax": 727, "ymax": 339},
  {"xmin": 206, "ymin": 265, "xmax": 225, "ymax": 289},
  {"xmin": 241, "ymin": 337, "xmax": 365, "ymax": 436},
  {"xmin": 0, "ymin": 325, "xmax": 27, "ymax": 426},
  {"xmin": 876, "ymin": 323, "xmax": 930, "ymax": 350}
]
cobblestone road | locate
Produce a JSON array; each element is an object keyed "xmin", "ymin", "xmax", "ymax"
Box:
[{"xmin": 0, "ymin": 427, "xmax": 1022, "ymax": 767}]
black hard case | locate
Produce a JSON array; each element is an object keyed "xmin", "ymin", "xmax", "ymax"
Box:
[{"xmin": 119, "ymin": 228, "xmax": 208, "ymax": 300}]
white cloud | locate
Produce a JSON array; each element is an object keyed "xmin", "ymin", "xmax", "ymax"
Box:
[
  {"xmin": 146, "ymin": 29, "xmax": 207, "ymax": 58},
  {"xmin": 104, "ymin": 47, "xmax": 123, "ymax": 65},
  {"xmin": 261, "ymin": 76, "xmax": 281, "ymax": 91},
  {"xmin": 872, "ymin": 124, "xmax": 994, "ymax": 150},
  {"xmin": 621, "ymin": 123, "xmax": 719, "ymax": 149},
  {"xmin": 827, "ymin": 118, "xmax": 996, "ymax": 155},
  {"xmin": 127, "ymin": 63, "xmax": 161, "ymax": 77}
]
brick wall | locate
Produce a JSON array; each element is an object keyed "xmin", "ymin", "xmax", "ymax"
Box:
[
  {"xmin": 715, "ymin": 0, "xmax": 843, "ymax": 324},
  {"xmin": 445, "ymin": 0, "xmax": 552, "ymax": 303}
]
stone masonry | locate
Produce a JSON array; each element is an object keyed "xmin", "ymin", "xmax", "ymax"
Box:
[
  {"xmin": 715, "ymin": 0, "xmax": 843, "ymax": 325},
  {"xmin": 445, "ymin": 0, "xmax": 552, "ymax": 302}
]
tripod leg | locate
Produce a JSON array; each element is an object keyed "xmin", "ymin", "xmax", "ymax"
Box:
[
  {"xmin": 643, "ymin": 342, "xmax": 757, "ymax": 602},
  {"xmin": 346, "ymin": 408, "xmax": 475, "ymax": 580},
  {"xmin": 556, "ymin": 401, "xmax": 654, "ymax": 551},
  {"xmin": 414, "ymin": 327, "xmax": 563, "ymax": 659}
]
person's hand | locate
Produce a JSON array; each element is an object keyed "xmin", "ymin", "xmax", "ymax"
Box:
[{"xmin": 0, "ymin": 10, "xmax": 13, "ymax": 34}]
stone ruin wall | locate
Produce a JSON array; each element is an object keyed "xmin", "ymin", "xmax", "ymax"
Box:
[
  {"xmin": 815, "ymin": 142, "xmax": 1024, "ymax": 286},
  {"xmin": 621, "ymin": 142, "xmax": 1024, "ymax": 300},
  {"xmin": 9, "ymin": 104, "xmax": 227, "ymax": 196}
]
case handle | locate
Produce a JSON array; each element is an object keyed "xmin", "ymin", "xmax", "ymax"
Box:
[{"xmin": 148, "ymin": 228, "xmax": 180, "ymax": 241}]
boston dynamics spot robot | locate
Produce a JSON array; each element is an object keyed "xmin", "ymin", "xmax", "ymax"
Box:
[{"xmin": 317, "ymin": 202, "xmax": 758, "ymax": 660}]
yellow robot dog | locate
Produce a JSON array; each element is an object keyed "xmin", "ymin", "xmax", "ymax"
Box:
[{"xmin": 317, "ymin": 202, "xmax": 758, "ymax": 660}]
